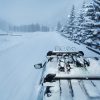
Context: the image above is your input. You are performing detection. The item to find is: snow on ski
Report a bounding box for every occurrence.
[72,80,88,100]
[80,80,100,99]
[60,80,72,100]
[77,62,100,99]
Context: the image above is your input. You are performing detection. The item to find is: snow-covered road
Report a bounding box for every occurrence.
[0,32,99,100]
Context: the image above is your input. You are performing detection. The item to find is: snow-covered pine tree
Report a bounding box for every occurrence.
[83,2,95,43]
[61,18,69,36]
[67,5,76,39]
[75,1,86,42]
[56,22,62,32]
[92,0,100,49]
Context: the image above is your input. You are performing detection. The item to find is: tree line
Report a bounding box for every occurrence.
[0,20,49,33]
[57,0,100,50]
[9,24,49,32]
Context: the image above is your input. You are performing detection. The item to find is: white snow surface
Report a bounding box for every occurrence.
[0,31,100,100]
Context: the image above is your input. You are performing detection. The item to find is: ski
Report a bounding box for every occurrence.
[79,80,100,99]
[68,80,74,97]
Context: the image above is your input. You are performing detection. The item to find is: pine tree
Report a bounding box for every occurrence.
[93,0,100,37]
[61,18,69,34]
[56,22,62,32]
[75,1,86,42]
[67,5,76,39]
[92,0,100,49]
[83,2,95,40]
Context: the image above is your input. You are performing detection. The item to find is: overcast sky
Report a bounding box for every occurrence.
[0,0,90,26]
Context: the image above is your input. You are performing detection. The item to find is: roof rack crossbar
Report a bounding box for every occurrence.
[54,76,100,80]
